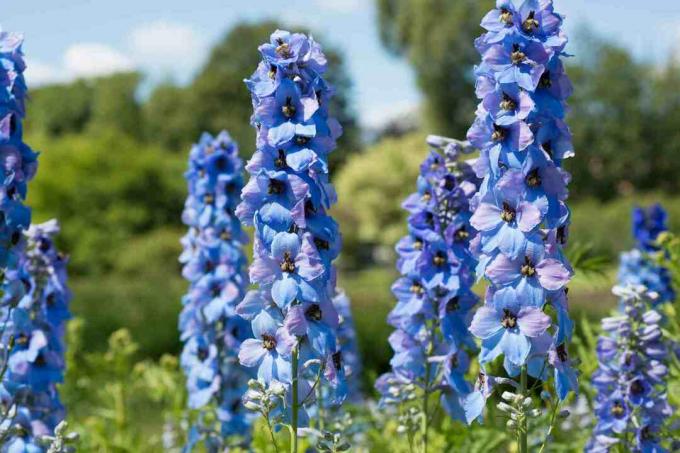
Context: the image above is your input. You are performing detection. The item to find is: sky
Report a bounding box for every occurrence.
[5,0,680,128]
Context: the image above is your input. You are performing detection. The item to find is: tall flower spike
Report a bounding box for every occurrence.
[376,136,481,440]
[179,131,253,450]
[465,0,577,426]
[1,220,71,450]
[587,285,673,452]
[0,30,38,268]
[237,30,345,450]
[618,205,674,305]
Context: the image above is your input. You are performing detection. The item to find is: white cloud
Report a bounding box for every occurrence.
[63,43,135,79]
[313,0,367,14]
[128,20,205,70]
[24,58,65,87]
[363,100,420,130]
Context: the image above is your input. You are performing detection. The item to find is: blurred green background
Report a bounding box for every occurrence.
[21,3,680,391]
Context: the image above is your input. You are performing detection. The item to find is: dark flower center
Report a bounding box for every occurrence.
[454,227,469,242]
[611,401,625,418]
[443,175,457,191]
[35,354,46,367]
[501,202,516,222]
[46,293,56,307]
[557,226,567,244]
[295,135,311,146]
[542,141,553,157]
[211,284,221,297]
[332,351,343,369]
[430,158,441,171]
[413,238,423,250]
[526,168,541,187]
[280,252,296,273]
[204,260,215,273]
[539,70,552,88]
[450,355,459,368]
[220,230,231,241]
[275,149,286,168]
[275,40,291,58]
[410,281,425,295]
[314,237,330,250]
[446,297,459,313]
[262,334,277,350]
[500,93,517,111]
[197,347,209,361]
[492,124,507,142]
[556,344,568,362]
[433,251,447,266]
[425,212,434,226]
[215,156,227,171]
[422,191,432,202]
[501,309,517,329]
[499,8,513,25]
[511,44,526,65]
[640,426,653,441]
[282,97,296,118]
[268,179,286,195]
[11,231,20,245]
[520,256,536,277]
[203,193,214,204]
[523,11,539,32]
[630,379,644,395]
[305,303,323,321]
[268,65,277,80]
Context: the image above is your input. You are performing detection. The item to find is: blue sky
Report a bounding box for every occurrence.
[5,0,680,128]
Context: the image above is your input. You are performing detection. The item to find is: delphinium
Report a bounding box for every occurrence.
[0,29,41,445]
[587,285,673,452]
[618,205,674,306]
[375,135,480,452]
[465,1,577,450]
[236,30,346,452]
[1,220,71,450]
[178,131,253,451]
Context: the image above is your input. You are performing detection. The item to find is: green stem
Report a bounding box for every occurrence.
[265,416,280,453]
[290,346,299,453]
[422,360,430,453]
[316,384,325,432]
[519,366,528,453]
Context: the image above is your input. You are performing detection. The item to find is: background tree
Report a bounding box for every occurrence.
[376,0,493,137]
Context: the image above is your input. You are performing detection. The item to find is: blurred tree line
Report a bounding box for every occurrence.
[20,5,680,360]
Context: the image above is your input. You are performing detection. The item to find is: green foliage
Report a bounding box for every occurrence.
[63,321,186,452]
[27,130,185,274]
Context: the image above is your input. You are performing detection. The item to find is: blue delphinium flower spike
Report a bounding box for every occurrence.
[179,131,253,450]
[0,30,38,269]
[464,0,577,422]
[618,205,674,305]
[587,285,673,452]
[237,30,347,441]
[1,220,71,450]
[376,136,481,425]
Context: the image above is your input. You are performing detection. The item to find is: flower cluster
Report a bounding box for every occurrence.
[178,132,253,447]
[0,30,38,268]
[1,220,71,451]
[330,290,362,402]
[464,0,577,419]
[236,30,346,427]
[587,285,673,452]
[376,136,480,423]
[618,205,674,305]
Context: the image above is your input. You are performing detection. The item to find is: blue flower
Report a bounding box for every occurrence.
[238,30,348,431]
[179,131,253,443]
[466,0,576,422]
[588,285,674,452]
[1,220,70,450]
[376,136,481,424]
